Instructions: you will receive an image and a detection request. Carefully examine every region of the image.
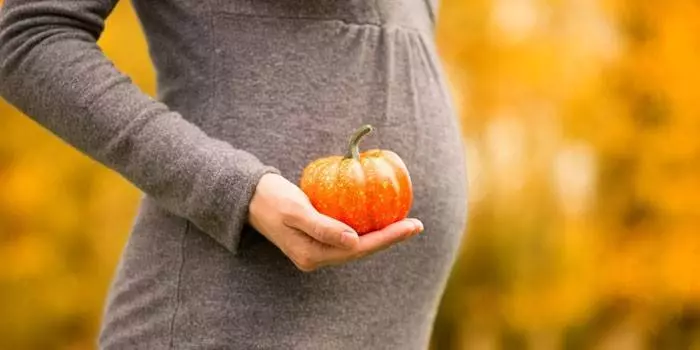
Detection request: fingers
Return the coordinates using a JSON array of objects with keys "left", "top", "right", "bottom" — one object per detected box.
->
[
  {"left": 355, "top": 218, "right": 423, "bottom": 257},
  {"left": 313, "top": 218, "right": 424, "bottom": 267},
  {"left": 283, "top": 218, "right": 424, "bottom": 273},
  {"left": 282, "top": 202, "right": 359, "bottom": 249}
]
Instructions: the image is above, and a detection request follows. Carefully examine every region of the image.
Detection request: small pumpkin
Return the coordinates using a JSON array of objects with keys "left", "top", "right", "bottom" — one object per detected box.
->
[{"left": 300, "top": 124, "right": 413, "bottom": 235}]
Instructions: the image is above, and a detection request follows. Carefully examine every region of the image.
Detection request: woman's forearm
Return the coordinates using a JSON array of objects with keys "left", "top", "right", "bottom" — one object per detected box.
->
[{"left": 0, "top": 0, "right": 279, "bottom": 253}]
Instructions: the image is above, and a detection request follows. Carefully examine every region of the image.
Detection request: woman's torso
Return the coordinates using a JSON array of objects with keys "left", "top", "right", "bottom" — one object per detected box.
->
[{"left": 100, "top": 1, "right": 469, "bottom": 349}]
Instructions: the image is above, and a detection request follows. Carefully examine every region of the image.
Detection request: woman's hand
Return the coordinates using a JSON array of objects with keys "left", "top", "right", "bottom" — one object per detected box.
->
[{"left": 248, "top": 173, "right": 423, "bottom": 272}]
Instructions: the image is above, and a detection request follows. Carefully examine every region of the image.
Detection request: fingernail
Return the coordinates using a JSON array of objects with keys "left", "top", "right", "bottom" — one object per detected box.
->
[
  {"left": 412, "top": 220, "right": 424, "bottom": 234},
  {"left": 341, "top": 231, "right": 359, "bottom": 247}
]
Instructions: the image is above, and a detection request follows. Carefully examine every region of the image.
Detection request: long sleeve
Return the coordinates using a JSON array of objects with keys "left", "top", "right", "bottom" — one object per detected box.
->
[{"left": 0, "top": 0, "right": 280, "bottom": 254}]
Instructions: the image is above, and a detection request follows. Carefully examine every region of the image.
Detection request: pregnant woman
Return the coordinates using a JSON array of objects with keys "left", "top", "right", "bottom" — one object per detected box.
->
[{"left": 0, "top": 1, "right": 468, "bottom": 349}]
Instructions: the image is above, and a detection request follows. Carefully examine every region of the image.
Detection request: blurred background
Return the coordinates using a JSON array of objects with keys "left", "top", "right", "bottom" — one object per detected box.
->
[{"left": 1, "top": 0, "right": 699, "bottom": 349}]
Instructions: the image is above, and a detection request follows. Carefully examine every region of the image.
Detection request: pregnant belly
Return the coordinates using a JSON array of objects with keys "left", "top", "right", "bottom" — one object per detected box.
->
[
  {"left": 204, "top": 9, "right": 466, "bottom": 293},
  {"left": 215, "top": 13, "right": 468, "bottom": 296},
  {"left": 200, "top": 13, "right": 469, "bottom": 253}
]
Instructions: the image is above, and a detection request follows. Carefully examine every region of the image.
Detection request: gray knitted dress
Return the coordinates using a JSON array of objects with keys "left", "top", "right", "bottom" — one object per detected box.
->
[{"left": 0, "top": 0, "right": 468, "bottom": 349}]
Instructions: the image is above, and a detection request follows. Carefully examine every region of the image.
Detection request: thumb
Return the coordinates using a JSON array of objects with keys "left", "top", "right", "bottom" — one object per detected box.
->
[{"left": 286, "top": 205, "right": 359, "bottom": 249}]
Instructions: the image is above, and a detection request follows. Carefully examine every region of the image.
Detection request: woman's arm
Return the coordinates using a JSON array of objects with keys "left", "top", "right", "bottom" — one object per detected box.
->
[{"left": 0, "top": 0, "right": 280, "bottom": 254}]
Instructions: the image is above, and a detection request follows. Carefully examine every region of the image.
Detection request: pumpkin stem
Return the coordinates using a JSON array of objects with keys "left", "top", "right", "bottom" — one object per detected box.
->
[{"left": 344, "top": 124, "right": 374, "bottom": 161}]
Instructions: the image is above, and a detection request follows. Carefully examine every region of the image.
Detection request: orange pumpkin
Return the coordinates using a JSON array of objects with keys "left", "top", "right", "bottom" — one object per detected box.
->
[{"left": 300, "top": 124, "right": 413, "bottom": 235}]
